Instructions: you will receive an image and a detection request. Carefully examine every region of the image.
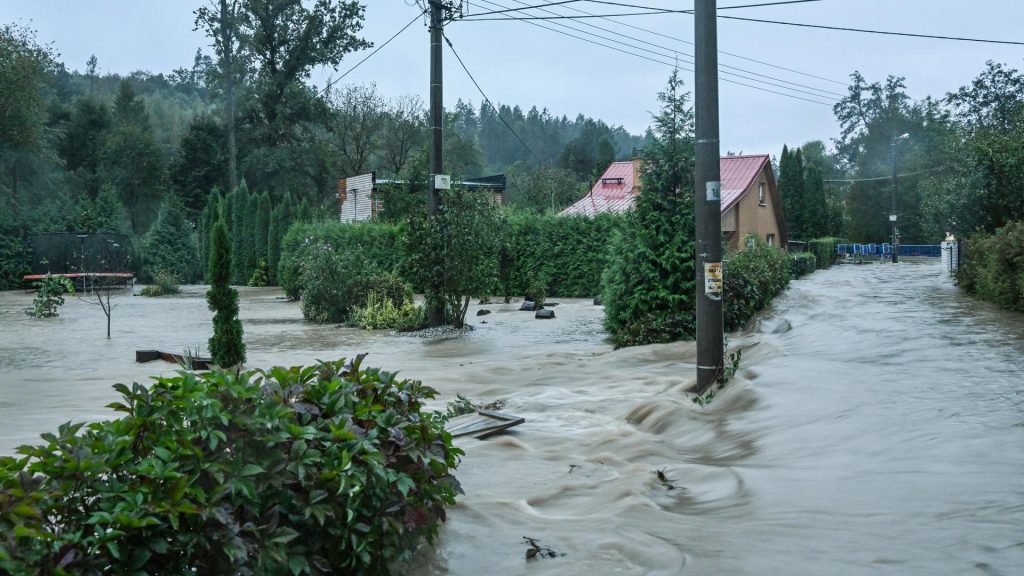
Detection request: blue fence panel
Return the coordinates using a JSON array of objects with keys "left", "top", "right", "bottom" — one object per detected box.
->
[
  {"left": 897, "top": 244, "right": 941, "bottom": 257},
  {"left": 836, "top": 243, "right": 847, "bottom": 255}
]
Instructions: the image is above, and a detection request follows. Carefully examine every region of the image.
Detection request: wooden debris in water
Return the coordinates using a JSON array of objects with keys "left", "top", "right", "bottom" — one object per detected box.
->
[
  {"left": 445, "top": 409, "right": 524, "bottom": 439},
  {"left": 523, "top": 536, "right": 563, "bottom": 560}
]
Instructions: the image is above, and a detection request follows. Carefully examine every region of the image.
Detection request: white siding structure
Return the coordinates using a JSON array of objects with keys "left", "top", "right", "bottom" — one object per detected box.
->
[{"left": 338, "top": 173, "right": 375, "bottom": 223}]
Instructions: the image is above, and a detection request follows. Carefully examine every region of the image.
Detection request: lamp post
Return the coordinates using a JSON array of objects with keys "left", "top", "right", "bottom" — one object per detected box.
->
[{"left": 890, "top": 133, "right": 910, "bottom": 263}]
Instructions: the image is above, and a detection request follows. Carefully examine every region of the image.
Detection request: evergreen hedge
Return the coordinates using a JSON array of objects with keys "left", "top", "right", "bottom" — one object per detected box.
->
[
  {"left": 957, "top": 220, "right": 1024, "bottom": 312},
  {"left": 278, "top": 222, "right": 403, "bottom": 300},
  {"left": 788, "top": 252, "right": 817, "bottom": 278},
  {"left": 501, "top": 211, "right": 624, "bottom": 299},
  {"left": 807, "top": 237, "right": 844, "bottom": 269},
  {"left": 723, "top": 238, "right": 792, "bottom": 331}
]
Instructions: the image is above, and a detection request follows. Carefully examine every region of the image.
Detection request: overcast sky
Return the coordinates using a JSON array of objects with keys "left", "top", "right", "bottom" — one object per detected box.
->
[{"left": 4, "top": 1, "right": 1023, "bottom": 157}]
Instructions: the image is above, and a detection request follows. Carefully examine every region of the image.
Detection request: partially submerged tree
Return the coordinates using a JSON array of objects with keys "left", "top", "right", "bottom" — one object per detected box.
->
[
  {"left": 206, "top": 217, "right": 245, "bottom": 368},
  {"left": 602, "top": 69, "right": 696, "bottom": 347}
]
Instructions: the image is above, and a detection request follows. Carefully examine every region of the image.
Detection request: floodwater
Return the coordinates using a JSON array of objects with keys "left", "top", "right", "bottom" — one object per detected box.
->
[{"left": 0, "top": 261, "right": 1022, "bottom": 575}]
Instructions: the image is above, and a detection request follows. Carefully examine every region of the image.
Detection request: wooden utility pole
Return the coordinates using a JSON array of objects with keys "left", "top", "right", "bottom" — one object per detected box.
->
[
  {"left": 427, "top": 0, "right": 447, "bottom": 326},
  {"left": 694, "top": 0, "right": 724, "bottom": 395}
]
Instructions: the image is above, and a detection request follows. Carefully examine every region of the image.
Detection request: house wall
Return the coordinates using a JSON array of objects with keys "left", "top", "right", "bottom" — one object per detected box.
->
[
  {"left": 728, "top": 164, "right": 782, "bottom": 250},
  {"left": 340, "top": 173, "right": 375, "bottom": 222}
]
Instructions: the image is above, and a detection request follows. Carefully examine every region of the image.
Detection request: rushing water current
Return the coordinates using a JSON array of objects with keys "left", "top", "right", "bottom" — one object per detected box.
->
[{"left": 1, "top": 261, "right": 1022, "bottom": 575}]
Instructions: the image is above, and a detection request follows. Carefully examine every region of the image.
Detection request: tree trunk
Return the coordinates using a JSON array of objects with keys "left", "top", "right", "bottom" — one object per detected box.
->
[{"left": 221, "top": 0, "right": 238, "bottom": 192}]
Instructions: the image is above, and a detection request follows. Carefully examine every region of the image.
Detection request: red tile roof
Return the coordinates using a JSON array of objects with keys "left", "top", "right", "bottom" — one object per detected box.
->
[{"left": 560, "top": 155, "right": 771, "bottom": 217}]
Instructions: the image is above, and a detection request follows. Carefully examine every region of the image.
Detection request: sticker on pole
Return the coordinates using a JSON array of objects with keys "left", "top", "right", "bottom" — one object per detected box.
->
[
  {"left": 706, "top": 181, "right": 720, "bottom": 201},
  {"left": 704, "top": 262, "right": 722, "bottom": 300}
]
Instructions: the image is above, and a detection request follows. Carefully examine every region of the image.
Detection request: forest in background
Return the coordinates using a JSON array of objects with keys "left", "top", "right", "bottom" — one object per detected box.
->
[{"left": 3, "top": 1, "right": 1023, "bottom": 290}]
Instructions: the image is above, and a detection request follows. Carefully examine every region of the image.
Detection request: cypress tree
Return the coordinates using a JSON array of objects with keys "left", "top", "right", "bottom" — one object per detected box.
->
[
  {"left": 255, "top": 192, "right": 271, "bottom": 271},
  {"left": 792, "top": 148, "right": 806, "bottom": 238},
  {"left": 242, "top": 190, "right": 258, "bottom": 281},
  {"left": 802, "top": 164, "right": 828, "bottom": 238},
  {"left": 206, "top": 217, "right": 246, "bottom": 368},
  {"left": 778, "top": 145, "right": 806, "bottom": 240},
  {"left": 602, "top": 69, "right": 696, "bottom": 347},
  {"left": 230, "top": 182, "right": 248, "bottom": 284},
  {"left": 199, "top": 188, "right": 222, "bottom": 282}
]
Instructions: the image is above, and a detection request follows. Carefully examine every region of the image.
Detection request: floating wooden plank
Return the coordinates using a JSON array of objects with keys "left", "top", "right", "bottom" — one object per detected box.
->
[
  {"left": 446, "top": 409, "right": 525, "bottom": 439},
  {"left": 136, "top": 350, "right": 212, "bottom": 371}
]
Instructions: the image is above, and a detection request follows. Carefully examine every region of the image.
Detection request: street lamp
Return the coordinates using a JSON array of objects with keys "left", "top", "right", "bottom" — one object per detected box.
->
[{"left": 890, "top": 133, "right": 910, "bottom": 263}]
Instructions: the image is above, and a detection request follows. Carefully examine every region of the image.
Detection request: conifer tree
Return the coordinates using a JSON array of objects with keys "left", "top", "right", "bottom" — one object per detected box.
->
[
  {"left": 230, "top": 182, "right": 248, "bottom": 283},
  {"left": 778, "top": 145, "right": 806, "bottom": 240},
  {"left": 254, "top": 191, "right": 271, "bottom": 273},
  {"left": 802, "top": 164, "right": 828, "bottom": 238},
  {"left": 602, "top": 69, "right": 696, "bottom": 347},
  {"left": 206, "top": 217, "right": 245, "bottom": 368},
  {"left": 242, "top": 190, "right": 258, "bottom": 280},
  {"left": 199, "top": 188, "right": 222, "bottom": 281}
]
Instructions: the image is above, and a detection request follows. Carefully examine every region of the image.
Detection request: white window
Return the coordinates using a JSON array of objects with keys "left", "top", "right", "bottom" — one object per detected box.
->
[
  {"left": 758, "top": 183, "right": 766, "bottom": 205},
  {"left": 766, "top": 233, "right": 775, "bottom": 246}
]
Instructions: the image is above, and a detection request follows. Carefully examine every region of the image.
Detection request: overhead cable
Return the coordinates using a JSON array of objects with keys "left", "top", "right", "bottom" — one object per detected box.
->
[
  {"left": 468, "top": 0, "right": 836, "bottom": 105},
  {"left": 442, "top": 31, "right": 543, "bottom": 162},
  {"left": 320, "top": 9, "right": 425, "bottom": 96}
]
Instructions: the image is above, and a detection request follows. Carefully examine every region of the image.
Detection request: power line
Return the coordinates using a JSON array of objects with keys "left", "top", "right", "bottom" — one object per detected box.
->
[
  {"left": 468, "top": 0, "right": 836, "bottom": 105},
  {"left": 718, "top": 0, "right": 820, "bottom": 9},
  {"left": 824, "top": 165, "right": 948, "bottom": 183},
  {"left": 319, "top": 9, "right": 425, "bottom": 96},
  {"left": 498, "top": 0, "right": 844, "bottom": 99},
  {"left": 441, "top": 31, "right": 543, "bottom": 162},
  {"left": 562, "top": 1, "right": 1024, "bottom": 46},
  {"left": 464, "top": 0, "right": 583, "bottom": 17},
  {"left": 714, "top": 14, "right": 1024, "bottom": 46},
  {"left": 465, "top": 1, "right": 846, "bottom": 86}
]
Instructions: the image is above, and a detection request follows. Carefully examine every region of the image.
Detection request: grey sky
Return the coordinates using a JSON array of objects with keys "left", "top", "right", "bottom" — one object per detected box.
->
[{"left": 4, "top": 1, "right": 1023, "bottom": 158}]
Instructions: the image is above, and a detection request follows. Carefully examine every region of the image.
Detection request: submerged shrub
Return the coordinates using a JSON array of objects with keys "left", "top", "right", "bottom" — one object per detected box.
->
[
  {"left": 724, "top": 236, "right": 791, "bottom": 331},
  {"left": 807, "top": 237, "right": 843, "bottom": 269},
  {"left": 137, "top": 268, "right": 181, "bottom": 296},
  {"left": 0, "top": 356, "right": 463, "bottom": 575},
  {"left": 788, "top": 252, "right": 817, "bottom": 278},
  {"left": 279, "top": 222, "right": 402, "bottom": 300},
  {"left": 31, "top": 274, "right": 75, "bottom": 317},
  {"left": 957, "top": 220, "right": 1024, "bottom": 311},
  {"left": 353, "top": 291, "right": 425, "bottom": 331}
]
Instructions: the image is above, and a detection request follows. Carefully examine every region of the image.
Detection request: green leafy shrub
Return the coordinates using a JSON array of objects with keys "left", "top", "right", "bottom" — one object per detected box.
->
[
  {"left": 788, "top": 252, "right": 817, "bottom": 278},
  {"left": 724, "top": 236, "right": 792, "bottom": 331},
  {"left": 0, "top": 356, "right": 463, "bottom": 575},
  {"left": 138, "top": 268, "right": 181, "bottom": 296},
  {"left": 31, "top": 274, "right": 75, "bottom": 317},
  {"left": 299, "top": 244, "right": 412, "bottom": 325},
  {"left": 807, "top": 237, "right": 844, "bottom": 269},
  {"left": 353, "top": 292, "right": 425, "bottom": 331},
  {"left": 279, "top": 222, "right": 402, "bottom": 300},
  {"left": 957, "top": 220, "right": 1024, "bottom": 311},
  {"left": 248, "top": 258, "right": 270, "bottom": 287},
  {"left": 402, "top": 188, "right": 501, "bottom": 328}
]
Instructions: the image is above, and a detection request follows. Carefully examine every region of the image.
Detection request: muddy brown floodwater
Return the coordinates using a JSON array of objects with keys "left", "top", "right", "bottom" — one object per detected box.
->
[{"left": 1, "top": 261, "right": 1022, "bottom": 575}]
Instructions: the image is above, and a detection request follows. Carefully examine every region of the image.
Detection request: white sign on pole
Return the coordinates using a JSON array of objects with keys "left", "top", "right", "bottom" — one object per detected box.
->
[
  {"left": 706, "top": 180, "right": 721, "bottom": 201},
  {"left": 435, "top": 174, "right": 451, "bottom": 190}
]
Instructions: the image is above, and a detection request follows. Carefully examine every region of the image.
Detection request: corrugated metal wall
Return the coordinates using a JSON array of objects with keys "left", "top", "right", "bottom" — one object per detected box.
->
[{"left": 340, "top": 173, "right": 375, "bottom": 223}]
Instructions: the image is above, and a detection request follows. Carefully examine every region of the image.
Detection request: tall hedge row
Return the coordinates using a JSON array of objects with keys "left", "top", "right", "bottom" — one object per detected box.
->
[
  {"left": 502, "top": 212, "right": 624, "bottom": 299},
  {"left": 807, "top": 237, "right": 843, "bottom": 269},
  {"left": 957, "top": 220, "right": 1024, "bottom": 312},
  {"left": 278, "top": 222, "right": 403, "bottom": 299}
]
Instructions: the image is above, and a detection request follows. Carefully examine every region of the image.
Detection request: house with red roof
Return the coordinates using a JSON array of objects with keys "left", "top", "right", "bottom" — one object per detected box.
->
[{"left": 560, "top": 154, "right": 787, "bottom": 251}]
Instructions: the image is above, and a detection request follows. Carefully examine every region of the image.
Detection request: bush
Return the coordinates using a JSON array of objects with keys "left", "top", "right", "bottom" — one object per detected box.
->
[
  {"left": 0, "top": 356, "right": 463, "bottom": 575},
  {"left": 279, "top": 222, "right": 402, "bottom": 300},
  {"left": 807, "top": 237, "right": 843, "bottom": 269},
  {"left": 402, "top": 188, "right": 501, "bottom": 328},
  {"left": 248, "top": 258, "right": 270, "bottom": 287},
  {"left": 0, "top": 210, "right": 31, "bottom": 290},
  {"left": 138, "top": 268, "right": 181, "bottom": 296},
  {"left": 140, "top": 195, "right": 200, "bottom": 284},
  {"left": 788, "top": 252, "right": 817, "bottom": 278},
  {"left": 501, "top": 211, "right": 624, "bottom": 299},
  {"left": 31, "top": 274, "right": 75, "bottom": 317},
  {"left": 353, "top": 292, "right": 425, "bottom": 331},
  {"left": 299, "top": 246, "right": 413, "bottom": 325},
  {"left": 957, "top": 220, "right": 1024, "bottom": 311},
  {"left": 724, "top": 237, "right": 791, "bottom": 331}
]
